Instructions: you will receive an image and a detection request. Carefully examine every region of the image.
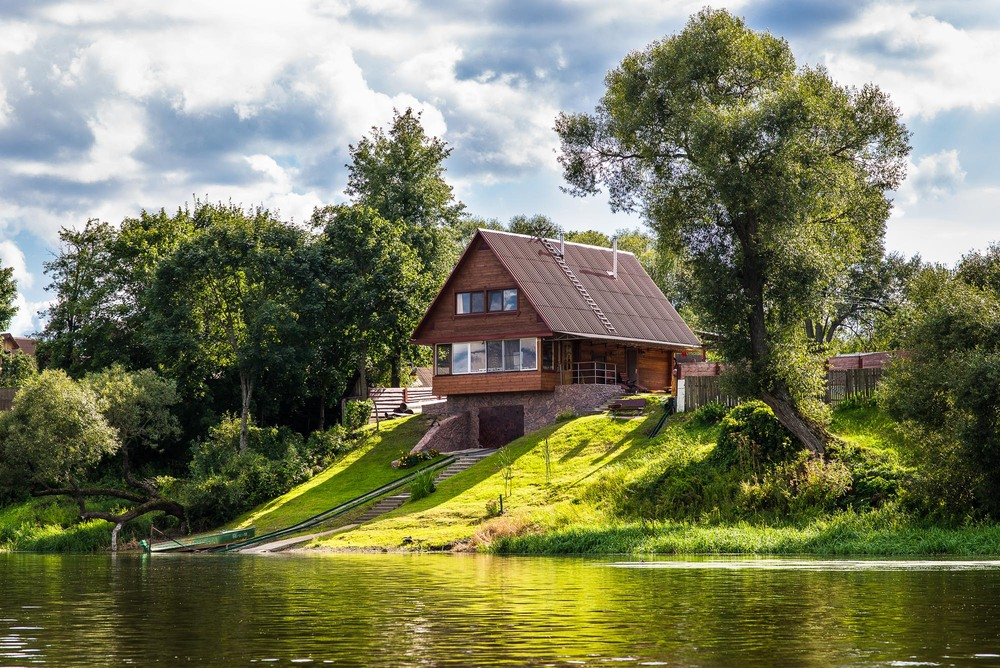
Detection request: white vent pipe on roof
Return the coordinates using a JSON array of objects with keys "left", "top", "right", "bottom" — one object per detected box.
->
[
  {"left": 612, "top": 237, "right": 618, "bottom": 279},
  {"left": 560, "top": 233, "right": 565, "bottom": 256}
]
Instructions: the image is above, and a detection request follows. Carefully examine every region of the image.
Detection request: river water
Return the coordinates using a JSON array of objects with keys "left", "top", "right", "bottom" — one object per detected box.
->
[{"left": 2, "top": 553, "right": 999, "bottom": 666}]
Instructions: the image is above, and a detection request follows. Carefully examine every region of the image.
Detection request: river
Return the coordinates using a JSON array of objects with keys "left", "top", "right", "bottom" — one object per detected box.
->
[{"left": 2, "top": 553, "right": 999, "bottom": 666}]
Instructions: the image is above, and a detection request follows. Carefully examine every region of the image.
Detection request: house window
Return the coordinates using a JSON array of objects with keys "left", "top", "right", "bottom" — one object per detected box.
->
[
  {"left": 452, "top": 342, "right": 470, "bottom": 374},
  {"left": 520, "top": 338, "right": 537, "bottom": 371},
  {"left": 486, "top": 340, "right": 503, "bottom": 372},
  {"left": 488, "top": 288, "right": 518, "bottom": 312},
  {"left": 435, "top": 344, "right": 452, "bottom": 376},
  {"left": 503, "top": 339, "right": 521, "bottom": 371},
  {"left": 503, "top": 288, "right": 518, "bottom": 311},
  {"left": 542, "top": 340, "right": 554, "bottom": 371},
  {"left": 456, "top": 291, "right": 484, "bottom": 314},
  {"left": 469, "top": 341, "right": 487, "bottom": 373}
]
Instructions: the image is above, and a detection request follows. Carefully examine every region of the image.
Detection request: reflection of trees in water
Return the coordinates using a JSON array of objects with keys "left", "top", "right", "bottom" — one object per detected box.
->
[{"left": 2, "top": 555, "right": 999, "bottom": 665}]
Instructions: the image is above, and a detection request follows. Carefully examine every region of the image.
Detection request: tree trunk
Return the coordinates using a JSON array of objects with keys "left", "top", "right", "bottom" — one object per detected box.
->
[
  {"left": 239, "top": 372, "right": 254, "bottom": 454},
  {"left": 738, "top": 214, "right": 828, "bottom": 457},
  {"left": 318, "top": 391, "right": 326, "bottom": 431},
  {"left": 111, "top": 521, "right": 123, "bottom": 553},
  {"left": 390, "top": 354, "right": 401, "bottom": 388}
]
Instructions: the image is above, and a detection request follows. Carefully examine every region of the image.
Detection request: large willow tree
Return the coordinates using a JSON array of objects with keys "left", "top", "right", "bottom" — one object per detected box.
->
[{"left": 556, "top": 9, "right": 910, "bottom": 454}]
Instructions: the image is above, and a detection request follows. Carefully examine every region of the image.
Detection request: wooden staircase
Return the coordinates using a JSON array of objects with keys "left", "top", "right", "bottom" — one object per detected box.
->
[{"left": 356, "top": 449, "right": 496, "bottom": 523}]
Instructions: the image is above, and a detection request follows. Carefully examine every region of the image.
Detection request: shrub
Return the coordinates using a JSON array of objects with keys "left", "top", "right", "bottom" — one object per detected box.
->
[
  {"left": 555, "top": 409, "right": 576, "bottom": 422},
  {"left": 397, "top": 448, "right": 439, "bottom": 469},
  {"left": 714, "top": 400, "right": 798, "bottom": 472},
  {"left": 689, "top": 401, "right": 729, "bottom": 426},
  {"left": 303, "top": 425, "right": 357, "bottom": 470},
  {"left": 409, "top": 470, "right": 436, "bottom": 502},
  {"left": 343, "top": 399, "right": 374, "bottom": 433},
  {"left": 484, "top": 498, "right": 503, "bottom": 518}
]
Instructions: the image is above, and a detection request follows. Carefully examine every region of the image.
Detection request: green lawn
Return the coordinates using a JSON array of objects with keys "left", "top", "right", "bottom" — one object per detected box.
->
[{"left": 230, "top": 414, "right": 437, "bottom": 534}]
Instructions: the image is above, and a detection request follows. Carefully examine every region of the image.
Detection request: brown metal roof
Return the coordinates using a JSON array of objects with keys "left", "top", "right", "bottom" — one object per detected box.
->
[{"left": 479, "top": 230, "right": 701, "bottom": 348}]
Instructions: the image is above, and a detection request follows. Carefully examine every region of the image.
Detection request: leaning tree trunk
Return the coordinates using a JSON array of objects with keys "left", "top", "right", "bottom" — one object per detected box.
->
[{"left": 740, "top": 217, "right": 828, "bottom": 457}]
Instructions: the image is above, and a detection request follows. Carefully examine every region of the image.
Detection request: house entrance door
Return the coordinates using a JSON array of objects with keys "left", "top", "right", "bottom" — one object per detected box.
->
[{"left": 626, "top": 348, "right": 639, "bottom": 383}]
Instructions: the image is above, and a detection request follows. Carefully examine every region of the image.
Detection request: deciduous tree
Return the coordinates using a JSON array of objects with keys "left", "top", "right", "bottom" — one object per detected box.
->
[{"left": 556, "top": 9, "right": 910, "bottom": 454}]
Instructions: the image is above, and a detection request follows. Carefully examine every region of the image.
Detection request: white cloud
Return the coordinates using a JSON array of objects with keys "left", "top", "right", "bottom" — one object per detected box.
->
[
  {"left": 0, "top": 240, "right": 33, "bottom": 290},
  {"left": 896, "top": 149, "right": 967, "bottom": 205},
  {"left": 822, "top": 4, "right": 1000, "bottom": 118}
]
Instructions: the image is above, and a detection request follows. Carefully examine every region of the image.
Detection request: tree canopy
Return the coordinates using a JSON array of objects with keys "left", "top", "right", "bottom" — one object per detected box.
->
[{"left": 556, "top": 8, "right": 910, "bottom": 454}]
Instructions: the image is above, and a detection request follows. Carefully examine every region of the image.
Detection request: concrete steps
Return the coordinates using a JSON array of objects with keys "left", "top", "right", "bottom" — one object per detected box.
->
[{"left": 358, "top": 449, "right": 496, "bottom": 524}]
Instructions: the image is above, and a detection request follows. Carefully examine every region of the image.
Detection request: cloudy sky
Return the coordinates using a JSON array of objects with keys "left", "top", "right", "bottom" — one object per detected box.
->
[{"left": 0, "top": 1, "right": 998, "bottom": 335}]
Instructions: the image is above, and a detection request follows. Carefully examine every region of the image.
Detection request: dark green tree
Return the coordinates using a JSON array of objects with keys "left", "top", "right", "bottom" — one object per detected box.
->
[
  {"left": 0, "top": 260, "right": 16, "bottom": 332},
  {"left": 555, "top": 9, "right": 910, "bottom": 454},
  {"left": 0, "top": 350, "right": 37, "bottom": 387},
  {"left": 346, "top": 108, "right": 466, "bottom": 385},
  {"left": 880, "top": 247, "right": 1000, "bottom": 515},
  {"left": 37, "top": 220, "right": 119, "bottom": 374},
  {"left": 313, "top": 204, "right": 428, "bottom": 401},
  {"left": 148, "top": 202, "right": 314, "bottom": 453},
  {"left": 507, "top": 214, "right": 563, "bottom": 239}
]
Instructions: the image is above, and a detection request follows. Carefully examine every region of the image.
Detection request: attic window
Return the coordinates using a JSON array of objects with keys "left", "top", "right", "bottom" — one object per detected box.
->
[
  {"left": 488, "top": 288, "right": 518, "bottom": 312},
  {"left": 456, "top": 291, "right": 484, "bottom": 314}
]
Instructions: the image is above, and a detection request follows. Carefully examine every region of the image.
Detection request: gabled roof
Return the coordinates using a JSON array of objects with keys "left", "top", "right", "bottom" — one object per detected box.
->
[
  {"left": 2, "top": 333, "right": 36, "bottom": 356},
  {"left": 414, "top": 229, "right": 701, "bottom": 349}
]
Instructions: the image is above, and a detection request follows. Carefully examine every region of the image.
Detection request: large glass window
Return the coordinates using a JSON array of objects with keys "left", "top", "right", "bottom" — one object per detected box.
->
[
  {"left": 469, "top": 341, "right": 486, "bottom": 373},
  {"left": 503, "top": 339, "right": 521, "bottom": 371},
  {"left": 520, "top": 338, "right": 537, "bottom": 370},
  {"left": 452, "top": 342, "right": 470, "bottom": 374},
  {"left": 486, "top": 340, "right": 503, "bottom": 372},
  {"left": 488, "top": 290, "right": 503, "bottom": 312},
  {"left": 456, "top": 291, "right": 484, "bottom": 314},
  {"left": 435, "top": 344, "right": 452, "bottom": 376}
]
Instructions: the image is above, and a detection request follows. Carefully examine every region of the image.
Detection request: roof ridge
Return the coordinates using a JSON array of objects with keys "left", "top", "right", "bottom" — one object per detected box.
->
[{"left": 477, "top": 228, "right": 638, "bottom": 256}]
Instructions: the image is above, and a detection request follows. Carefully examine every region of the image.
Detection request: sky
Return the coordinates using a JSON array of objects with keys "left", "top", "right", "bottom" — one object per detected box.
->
[{"left": 0, "top": 0, "right": 998, "bottom": 336}]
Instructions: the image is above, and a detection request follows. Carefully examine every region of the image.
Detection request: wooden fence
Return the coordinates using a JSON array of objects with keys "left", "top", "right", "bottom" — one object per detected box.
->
[
  {"left": 825, "top": 368, "right": 883, "bottom": 406},
  {"left": 368, "top": 386, "right": 444, "bottom": 419},
  {"left": 678, "top": 355, "right": 891, "bottom": 412}
]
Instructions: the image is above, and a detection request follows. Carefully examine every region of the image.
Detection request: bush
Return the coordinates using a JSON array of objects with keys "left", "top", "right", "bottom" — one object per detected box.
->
[
  {"left": 714, "top": 400, "right": 798, "bottom": 472},
  {"left": 397, "top": 448, "right": 439, "bottom": 469},
  {"left": 409, "top": 470, "right": 436, "bottom": 502},
  {"left": 485, "top": 498, "right": 503, "bottom": 518},
  {"left": 182, "top": 415, "right": 313, "bottom": 527},
  {"left": 555, "top": 409, "right": 576, "bottom": 422},
  {"left": 689, "top": 401, "right": 729, "bottom": 426},
  {"left": 344, "top": 399, "right": 374, "bottom": 433},
  {"left": 302, "top": 425, "right": 358, "bottom": 470}
]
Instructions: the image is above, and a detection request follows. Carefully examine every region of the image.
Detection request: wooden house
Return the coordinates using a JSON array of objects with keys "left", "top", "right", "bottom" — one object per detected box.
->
[{"left": 410, "top": 230, "right": 701, "bottom": 448}]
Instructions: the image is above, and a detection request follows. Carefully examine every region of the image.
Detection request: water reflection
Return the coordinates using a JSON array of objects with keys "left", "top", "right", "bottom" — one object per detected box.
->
[{"left": 0, "top": 553, "right": 999, "bottom": 666}]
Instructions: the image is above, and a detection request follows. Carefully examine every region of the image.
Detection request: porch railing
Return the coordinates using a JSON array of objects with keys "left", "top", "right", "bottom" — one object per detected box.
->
[{"left": 572, "top": 361, "right": 618, "bottom": 385}]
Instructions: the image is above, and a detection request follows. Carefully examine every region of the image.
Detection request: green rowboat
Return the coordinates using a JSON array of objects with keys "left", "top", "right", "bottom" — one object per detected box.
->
[{"left": 141, "top": 527, "right": 256, "bottom": 553}]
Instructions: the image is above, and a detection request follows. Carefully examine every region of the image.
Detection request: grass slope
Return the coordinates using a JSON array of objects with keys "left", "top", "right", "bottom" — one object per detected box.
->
[
  {"left": 300, "top": 402, "right": 1000, "bottom": 556},
  {"left": 230, "top": 414, "right": 436, "bottom": 534}
]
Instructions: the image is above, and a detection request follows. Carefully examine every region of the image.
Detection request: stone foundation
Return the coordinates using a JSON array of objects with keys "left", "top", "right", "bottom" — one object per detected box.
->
[
  {"left": 419, "top": 384, "right": 625, "bottom": 450},
  {"left": 411, "top": 413, "right": 471, "bottom": 454}
]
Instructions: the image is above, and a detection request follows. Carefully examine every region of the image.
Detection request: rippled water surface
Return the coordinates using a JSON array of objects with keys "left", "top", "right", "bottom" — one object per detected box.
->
[{"left": 2, "top": 553, "right": 1000, "bottom": 666}]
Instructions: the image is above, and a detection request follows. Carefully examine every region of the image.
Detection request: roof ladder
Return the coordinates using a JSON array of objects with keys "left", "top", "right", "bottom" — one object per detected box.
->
[{"left": 538, "top": 237, "right": 616, "bottom": 334}]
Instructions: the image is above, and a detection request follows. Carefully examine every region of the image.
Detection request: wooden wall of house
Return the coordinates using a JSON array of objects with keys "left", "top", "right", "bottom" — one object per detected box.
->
[
  {"left": 413, "top": 240, "right": 552, "bottom": 344},
  {"left": 432, "top": 368, "right": 558, "bottom": 396},
  {"left": 576, "top": 340, "right": 673, "bottom": 392}
]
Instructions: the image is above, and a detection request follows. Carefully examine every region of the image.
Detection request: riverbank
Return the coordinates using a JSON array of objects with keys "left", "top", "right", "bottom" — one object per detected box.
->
[{"left": 295, "top": 401, "right": 1000, "bottom": 556}]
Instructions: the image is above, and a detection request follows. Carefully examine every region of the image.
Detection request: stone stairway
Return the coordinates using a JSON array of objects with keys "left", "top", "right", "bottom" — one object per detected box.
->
[{"left": 356, "top": 449, "right": 497, "bottom": 524}]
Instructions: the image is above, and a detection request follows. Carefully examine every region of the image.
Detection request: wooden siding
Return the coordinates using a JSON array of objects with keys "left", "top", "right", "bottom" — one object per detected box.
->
[
  {"left": 413, "top": 240, "right": 552, "bottom": 344},
  {"left": 432, "top": 368, "right": 557, "bottom": 395}
]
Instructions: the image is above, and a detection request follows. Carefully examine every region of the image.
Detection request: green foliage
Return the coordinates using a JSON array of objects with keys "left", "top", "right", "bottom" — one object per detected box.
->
[
  {"left": 507, "top": 214, "right": 562, "bottom": 239},
  {"left": 689, "top": 401, "right": 729, "bottom": 427},
  {"left": 183, "top": 415, "right": 312, "bottom": 526},
  {"left": 556, "top": 8, "right": 910, "bottom": 453},
  {"left": 880, "top": 250, "right": 1000, "bottom": 516},
  {"left": 343, "top": 399, "right": 374, "bottom": 433},
  {"left": 84, "top": 365, "right": 180, "bottom": 452},
  {"left": 714, "top": 401, "right": 799, "bottom": 472},
  {"left": 408, "top": 469, "right": 436, "bottom": 502},
  {"left": 555, "top": 409, "right": 576, "bottom": 422},
  {"left": 0, "top": 350, "right": 37, "bottom": 387},
  {"left": 484, "top": 498, "right": 502, "bottom": 518},
  {"left": 303, "top": 425, "right": 357, "bottom": 469},
  {"left": 0, "top": 369, "right": 118, "bottom": 494}
]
